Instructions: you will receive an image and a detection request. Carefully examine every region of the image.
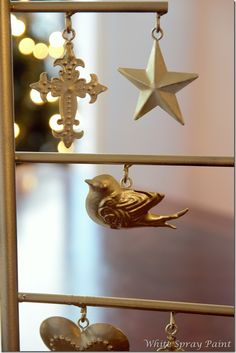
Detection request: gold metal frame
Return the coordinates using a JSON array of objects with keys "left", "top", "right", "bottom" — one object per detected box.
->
[
  {"left": 0, "top": 1, "right": 234, "bottom": 351},
  {"left": 0, "top": 0, "right": 19, "bottom": 350},
  {"left": 18, "top": 293, "right": 234, "bottom": 317},
  {"left": 10, "top": 1, "right": 169, "bottom": 13},
  {"left": 15, "top": 152, "right": 234, "bottom": 167}
]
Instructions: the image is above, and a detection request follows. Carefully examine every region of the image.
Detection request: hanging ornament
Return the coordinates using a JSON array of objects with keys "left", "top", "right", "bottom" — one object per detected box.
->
[
  {"left": 40, "top": 306, "right": 130, "bottom": 351},
  {"left": 30, "top": 12, "right": 107, "bottom": 148},
  {"left": 118, "top": 14, "right": 198, "bottom": 125},
  {"left": 157, "top": 312, "right": 184, "bottom": 352},
  {"left": 85, "top": 164, "right": 188, "bottom": 229}
]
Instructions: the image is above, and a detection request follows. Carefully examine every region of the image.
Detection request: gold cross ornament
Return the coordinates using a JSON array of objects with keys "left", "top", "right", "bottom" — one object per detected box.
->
[{"left": 31, "top": 36, "right": 107, "bottom": 148}]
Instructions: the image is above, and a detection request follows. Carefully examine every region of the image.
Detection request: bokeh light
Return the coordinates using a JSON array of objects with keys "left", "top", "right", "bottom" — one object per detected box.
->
[
  {"left": 57, "top": 141, "right": 75, "bottom": 153},
  {"left": 21, "top": 174, "right": 38, "bottom": 193},
  {"left": 18, "top": 37, "right": 35, "bottom": 55},
  {"left": 11, "top": 15, "right": 26, "bottom": 37},
  {"left": 14, "top": 123, "right": 20, "bottom": 138},
  {"left": 48, "top": 45, "right": 64, "bottom": 59},
  {"left": 49, "top": 31, "right": 64, "bottom": 47},
  {"left": 30, "top": 89, "right": 44, "bottom": 105},
  {"left": 49, "top": 114, "right": 63, "bottom": 131},
  {"left": 33, "top": 43, "right": 48, "bottom": 60},
  {"left": 47, "top": 92, "right": 58, "bottom": 103}
]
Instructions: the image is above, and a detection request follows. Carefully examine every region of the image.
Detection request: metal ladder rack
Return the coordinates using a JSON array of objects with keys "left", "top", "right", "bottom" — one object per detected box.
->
[{"left": 0, "top": 1, "right": 234, "bottom": 351}]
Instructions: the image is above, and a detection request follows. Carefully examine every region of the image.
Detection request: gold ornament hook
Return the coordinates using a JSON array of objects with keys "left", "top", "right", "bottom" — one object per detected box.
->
[
  {"left": 157, "top": 312, "right": 184, "bottom": 352},
  {"left": 165, "top": 312, "right": 178, "bottom": 336},
  {"left": 65, "top": 12, "right": 73, "bottom": 33},
  {"left": 62, "top": 12, "right": 76, "bottom": 41},
  {"left": 78, "top": 306, "right": 90, "bottom": 330},
  {"left": 156, "top": 13, "right": 161, "bottom": 32},
  {"left": 152, "top": 13, "right": 164, "bottom": 41},
  {"left": 120, "top": 164, "right": 133, "bottom": 188}
]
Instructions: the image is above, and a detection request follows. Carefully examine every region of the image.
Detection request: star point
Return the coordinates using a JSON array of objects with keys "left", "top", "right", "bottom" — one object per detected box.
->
[{"left": 118, "top": 40, "right": 198, "bottom": 125}]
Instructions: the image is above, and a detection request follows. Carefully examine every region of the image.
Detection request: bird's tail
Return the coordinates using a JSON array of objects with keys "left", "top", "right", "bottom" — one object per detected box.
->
[{"left": 140, "top": 208, "right": 189, "bottom": 229}]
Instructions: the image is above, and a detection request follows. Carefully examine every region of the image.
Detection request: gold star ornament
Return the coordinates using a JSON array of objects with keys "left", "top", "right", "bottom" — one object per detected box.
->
[{"left": 118, "top": 40, "right": 198, "bottom": 125}]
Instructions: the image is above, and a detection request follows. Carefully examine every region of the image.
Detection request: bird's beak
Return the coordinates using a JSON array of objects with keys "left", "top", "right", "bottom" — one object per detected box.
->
[{"left": 85, "top": 179, "right": 93, "bottom": 186}]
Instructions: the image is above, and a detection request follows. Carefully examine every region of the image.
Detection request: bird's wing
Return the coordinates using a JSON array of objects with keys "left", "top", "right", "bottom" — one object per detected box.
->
[
  {"left": 118, "top": 189, "right": 162, "bottom": 216},
  {"left": 98, "top": 190, "right": 161, "bottom": 228}
]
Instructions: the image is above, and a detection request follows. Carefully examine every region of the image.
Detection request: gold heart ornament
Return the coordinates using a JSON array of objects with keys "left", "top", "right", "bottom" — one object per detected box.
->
[{"left": 40, "top": 316, "right": 130, "bottom": 351}]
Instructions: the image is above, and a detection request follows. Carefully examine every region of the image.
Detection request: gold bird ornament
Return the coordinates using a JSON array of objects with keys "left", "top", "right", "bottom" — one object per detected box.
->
[{"left": 85, "top": 174, "right": 188, "bottom": 229}]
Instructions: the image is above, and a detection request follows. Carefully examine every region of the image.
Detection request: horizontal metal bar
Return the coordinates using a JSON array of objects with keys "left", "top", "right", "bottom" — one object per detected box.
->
[
  {"left": 10, "top": 1, "right": 168, "bottom": 14},
  {"left": 15, "top": 152, "right": 234, "bottom": 167},
  {"left": 18, "top": 293, "right": 234, "bottom": 317}
]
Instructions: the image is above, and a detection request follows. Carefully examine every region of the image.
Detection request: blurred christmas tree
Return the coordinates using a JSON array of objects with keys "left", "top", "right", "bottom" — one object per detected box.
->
[{"left": 12, "top": 13, "right": 63, "bottom": 151}]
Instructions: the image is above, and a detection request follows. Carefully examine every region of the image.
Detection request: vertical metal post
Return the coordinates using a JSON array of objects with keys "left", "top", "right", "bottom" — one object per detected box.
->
[{"left": 0, "top": 0, "right": 20, "bottom": 351}]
